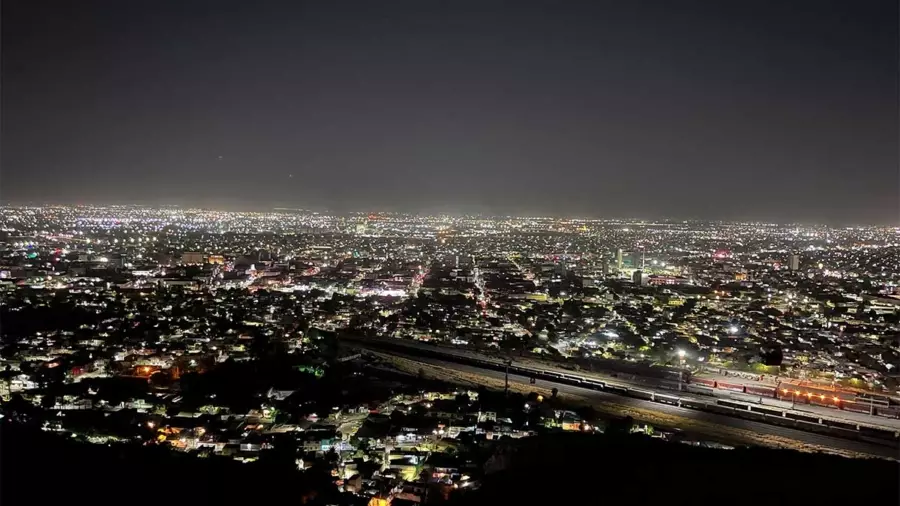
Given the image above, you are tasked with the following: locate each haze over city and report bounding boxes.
[3,0,898,224]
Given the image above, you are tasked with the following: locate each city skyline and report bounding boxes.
[3,0,898,225]
[2,203,900,228]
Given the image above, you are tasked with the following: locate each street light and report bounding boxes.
[677,349,686,392]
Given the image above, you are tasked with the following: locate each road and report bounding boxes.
[348,336,900,431]
[386,352,900,460]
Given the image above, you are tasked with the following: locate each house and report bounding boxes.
[301,428,337,454]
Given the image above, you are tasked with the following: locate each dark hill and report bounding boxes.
[465,432,899,505]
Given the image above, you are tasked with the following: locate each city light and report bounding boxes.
[1,203,897,483]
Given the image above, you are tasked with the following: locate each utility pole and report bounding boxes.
[504,360,512,397]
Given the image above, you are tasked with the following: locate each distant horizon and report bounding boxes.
[2,201,896,228]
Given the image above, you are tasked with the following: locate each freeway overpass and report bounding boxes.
[342,336,900,459]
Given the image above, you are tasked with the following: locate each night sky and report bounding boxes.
[2,1,898,224]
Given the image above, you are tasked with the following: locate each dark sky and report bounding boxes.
[2,1,898,223]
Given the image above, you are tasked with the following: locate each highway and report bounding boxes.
[369,349,900,460]
[410,354,898,458]
[346,336,900,431]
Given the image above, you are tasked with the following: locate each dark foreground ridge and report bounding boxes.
[3,422,897,505]
[466,432,900,505]
[0,422,339,505]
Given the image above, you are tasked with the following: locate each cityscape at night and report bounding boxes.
[2,0,899,504]
[0,205,899,502]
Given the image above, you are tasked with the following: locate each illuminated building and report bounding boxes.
[181,251,205,265]
[648,275,688,286]
[789,253,800,271]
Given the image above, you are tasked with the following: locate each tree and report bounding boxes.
[40,394,56,410]
[576,405,597,421]
[562,299,582,318]
[250,329,270,358]
[606,415,634,435]
[4,394,40,424]
[259,433,299,472]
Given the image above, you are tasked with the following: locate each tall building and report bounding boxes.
[789,253,800,271]
[632,269,647,286]
[616,248,623,272]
